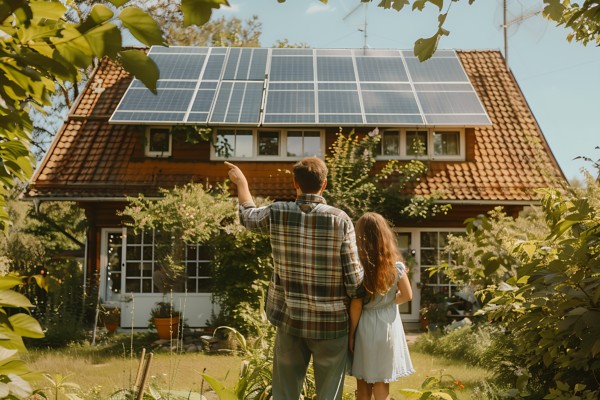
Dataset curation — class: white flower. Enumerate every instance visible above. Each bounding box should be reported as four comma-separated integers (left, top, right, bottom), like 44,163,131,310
368,127,379,137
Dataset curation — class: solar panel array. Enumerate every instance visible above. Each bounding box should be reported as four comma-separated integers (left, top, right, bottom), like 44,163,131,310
110,47,491,126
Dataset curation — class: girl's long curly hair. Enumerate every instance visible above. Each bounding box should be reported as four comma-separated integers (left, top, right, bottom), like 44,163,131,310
355,212,403,297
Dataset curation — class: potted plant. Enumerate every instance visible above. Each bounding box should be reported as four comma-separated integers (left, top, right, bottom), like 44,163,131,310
150,301,181,340
99,305,121,334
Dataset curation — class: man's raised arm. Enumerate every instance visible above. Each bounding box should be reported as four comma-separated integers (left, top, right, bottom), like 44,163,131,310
225,161,253,205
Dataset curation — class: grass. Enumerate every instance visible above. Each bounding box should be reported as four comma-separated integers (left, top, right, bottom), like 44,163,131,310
24,332,491,399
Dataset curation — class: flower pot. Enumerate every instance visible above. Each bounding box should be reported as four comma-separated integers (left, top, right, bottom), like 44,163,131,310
105,322,119,334
154,316,180,340
420,316,429,331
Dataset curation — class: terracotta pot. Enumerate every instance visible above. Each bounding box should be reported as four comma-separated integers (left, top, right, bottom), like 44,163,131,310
420,316,429,331
105,322,119,334
154,317,180,340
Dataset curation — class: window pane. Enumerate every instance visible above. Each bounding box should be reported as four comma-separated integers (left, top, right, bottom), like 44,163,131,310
433,131,459,156
142,246,153,260
406,131,427,156
421,249,437,265
125,279,141,292
142,262,153,277
382,131,399,156
141,279,153,293
149,129,170,152
186,245,198,260
126,246,141,260
108,273,121,293
303,132,321,157
126,262,141,277
421,232,437,248
127,231,143,245
187,278,198,292
235,130,253,158
287,131,302,157
258,131,280,156
196,278,212,293
216,130,235,157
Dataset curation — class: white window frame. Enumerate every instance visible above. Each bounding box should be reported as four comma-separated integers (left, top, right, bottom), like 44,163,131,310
211,128,326,161
145,127,172,158
113,227,212,295
376,128,465,161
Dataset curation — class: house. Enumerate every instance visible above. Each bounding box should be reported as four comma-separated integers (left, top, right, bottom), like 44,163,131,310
26,47,565,328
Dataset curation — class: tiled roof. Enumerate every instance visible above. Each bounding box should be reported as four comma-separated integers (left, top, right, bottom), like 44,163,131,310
28,50,564,202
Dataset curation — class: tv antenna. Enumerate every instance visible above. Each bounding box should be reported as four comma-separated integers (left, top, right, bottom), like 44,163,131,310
499,0,542,67
343,2,369,49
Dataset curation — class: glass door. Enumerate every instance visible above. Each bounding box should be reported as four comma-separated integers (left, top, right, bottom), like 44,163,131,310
100,229,124,303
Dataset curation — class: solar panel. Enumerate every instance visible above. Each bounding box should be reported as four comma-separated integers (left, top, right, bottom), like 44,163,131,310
110,47,491,127
355,57,408,82
405,57,469,82
316,56,355,81
269,56,314,81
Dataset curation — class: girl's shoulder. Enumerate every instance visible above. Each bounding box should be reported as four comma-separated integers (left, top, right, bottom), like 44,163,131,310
395,261,407,278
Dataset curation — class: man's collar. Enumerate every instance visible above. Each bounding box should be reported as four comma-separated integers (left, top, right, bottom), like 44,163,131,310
296,193,327,205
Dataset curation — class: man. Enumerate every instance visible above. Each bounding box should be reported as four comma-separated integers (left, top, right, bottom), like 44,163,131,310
225,157,364,399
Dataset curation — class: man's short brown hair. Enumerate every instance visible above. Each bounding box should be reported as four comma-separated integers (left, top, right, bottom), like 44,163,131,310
293,157,328,193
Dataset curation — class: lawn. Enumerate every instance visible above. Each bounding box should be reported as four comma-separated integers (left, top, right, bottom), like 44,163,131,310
25,333,491,399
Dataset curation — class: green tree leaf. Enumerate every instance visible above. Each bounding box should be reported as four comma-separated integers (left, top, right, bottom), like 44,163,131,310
29,0,66,21
543,0,566,22
378,0,409,11
414,32,440,62
0,276,23,291
0,290,33,308
181,0,230,27
118,7,165,46
108,0,131,7
51,25,95,68
118,50,159,94
8,314,44,339
82,23,122,58
78,4,114,33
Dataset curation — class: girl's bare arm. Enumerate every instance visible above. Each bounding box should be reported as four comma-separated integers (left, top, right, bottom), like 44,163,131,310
395,274,413,305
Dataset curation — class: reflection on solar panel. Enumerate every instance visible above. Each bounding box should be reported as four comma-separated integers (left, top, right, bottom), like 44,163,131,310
109,46,491,126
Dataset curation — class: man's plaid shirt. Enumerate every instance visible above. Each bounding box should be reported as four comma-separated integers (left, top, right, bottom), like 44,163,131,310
239,194,364,340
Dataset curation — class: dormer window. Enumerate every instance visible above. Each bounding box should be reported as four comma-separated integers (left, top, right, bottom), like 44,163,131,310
286,130,322,157
433,131,460,156
406,131,428,157
212,128,325,160
145,127,172,157
376,128,464,160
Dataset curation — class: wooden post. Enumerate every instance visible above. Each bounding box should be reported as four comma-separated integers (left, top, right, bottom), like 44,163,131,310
136,353,154,400
133,348,154,399
133,348,146,393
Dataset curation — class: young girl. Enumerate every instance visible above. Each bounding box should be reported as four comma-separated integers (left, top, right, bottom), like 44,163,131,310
349,212,415,400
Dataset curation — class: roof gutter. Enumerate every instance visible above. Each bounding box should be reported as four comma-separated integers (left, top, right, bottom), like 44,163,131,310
436,199,538,206
22,196,162,202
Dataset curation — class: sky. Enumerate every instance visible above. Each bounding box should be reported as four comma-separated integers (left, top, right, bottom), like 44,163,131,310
211,0,600,182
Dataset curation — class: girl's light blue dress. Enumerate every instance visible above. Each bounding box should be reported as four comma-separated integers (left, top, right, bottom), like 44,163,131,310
351,261,415,383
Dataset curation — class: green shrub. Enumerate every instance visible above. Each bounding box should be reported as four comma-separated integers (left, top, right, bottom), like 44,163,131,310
24,260,87,348
479,179,600,398
209,229,272,334
413,323,508,369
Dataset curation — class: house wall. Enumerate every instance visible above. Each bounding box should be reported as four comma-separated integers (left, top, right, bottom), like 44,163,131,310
78,125,527,327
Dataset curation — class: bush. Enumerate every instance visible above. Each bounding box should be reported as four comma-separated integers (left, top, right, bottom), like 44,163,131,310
479,179,600,398
413,323,507,369
24,260,88,348
209,229,272,334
